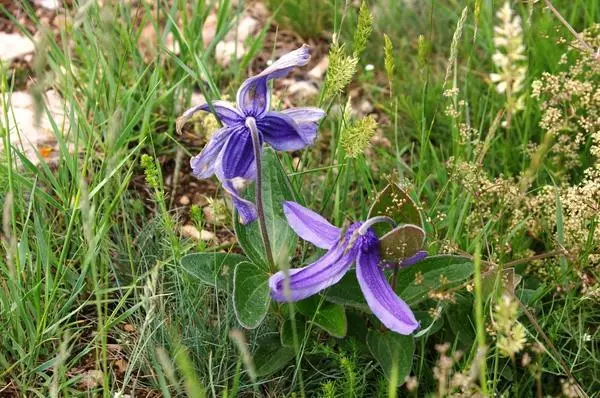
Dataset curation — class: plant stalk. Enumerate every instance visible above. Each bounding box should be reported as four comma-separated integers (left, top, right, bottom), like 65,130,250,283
246,117,276,272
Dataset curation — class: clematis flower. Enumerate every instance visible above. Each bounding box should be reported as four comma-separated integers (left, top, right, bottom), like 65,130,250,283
181,45,326,224
269,201,427,335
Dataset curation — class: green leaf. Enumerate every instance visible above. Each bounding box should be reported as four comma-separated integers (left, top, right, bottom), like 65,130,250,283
296,296,347,338
180,252,247,291
367,330,415,382
234,149,298,270
254,334,296,377
395,255,473,306
233,261,271,329
325,272,369,312
445,294,476,348
379,224,425,263
368,183,423,235
481,267,522,298
413,310,444,337
280,317,307,347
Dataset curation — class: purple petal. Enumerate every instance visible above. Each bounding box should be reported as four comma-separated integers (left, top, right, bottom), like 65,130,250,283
236,45,311,117
269,242,356,302
400,250,428,268
190,126,233,179
217,130,256,180
180,100,244,126
280,107,326,146
257,111,313,151
221,179,257,224
356,248,419,335
283,201,340,249
281,107,326,124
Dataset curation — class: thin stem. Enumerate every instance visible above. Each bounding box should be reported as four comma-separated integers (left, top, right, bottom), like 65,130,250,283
542,0,596,56
246,117,276,272
511,291,587,397
473,242,489,396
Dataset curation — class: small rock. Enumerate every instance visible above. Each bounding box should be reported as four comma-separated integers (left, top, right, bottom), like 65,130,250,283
292,157,302,169
200,229,216,241
181,225,200,240
179,195,190,205
181,225,216,241
79,369,103,389
359,99,374,114
287,81,319,99
308,56,329,80
229,16,258,42
33,0,61,9
0,90,69,165
215,41,246,67
202,13,218,47
0,33,35,62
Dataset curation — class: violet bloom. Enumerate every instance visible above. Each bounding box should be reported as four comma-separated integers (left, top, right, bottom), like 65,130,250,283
269,202,426,335
182,45,325,224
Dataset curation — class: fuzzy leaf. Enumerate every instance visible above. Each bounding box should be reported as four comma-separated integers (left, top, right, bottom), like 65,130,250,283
233,261,271,329
325,272,369,312
254,334,296,377
280,317,307,347
296,296,347,338
394,255,473,306
367,330,415,382
368,183,422,235
181,252,247,291
379,224,425,263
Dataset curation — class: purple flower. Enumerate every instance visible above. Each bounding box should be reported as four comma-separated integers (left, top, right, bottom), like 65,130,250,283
269,201,426,335
182,45,326,224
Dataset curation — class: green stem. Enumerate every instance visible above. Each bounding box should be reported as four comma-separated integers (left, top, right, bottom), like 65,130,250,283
473,242,489,395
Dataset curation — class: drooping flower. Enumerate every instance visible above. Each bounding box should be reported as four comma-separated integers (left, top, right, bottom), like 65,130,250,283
180,45,326,224
269,201,427,335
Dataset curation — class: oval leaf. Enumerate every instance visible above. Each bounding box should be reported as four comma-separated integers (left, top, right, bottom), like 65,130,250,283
296,296,347,338
234,149,299,270
325,272,370,312
254,334,296,377
368,183,423,235
367,330,415,382
233,261,271,329
379,224,425,263
280,317,307,347
394,255,474,306
181,252,247,291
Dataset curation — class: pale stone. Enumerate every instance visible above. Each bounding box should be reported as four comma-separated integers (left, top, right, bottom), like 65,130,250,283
359,99,374,114
181,225,216,241
181,225,200,240
0,33,35,62
308,56,329,80
33,0,60,10
0,90,70,165
287,81,319,99
216,41,246,67
229,16,258,42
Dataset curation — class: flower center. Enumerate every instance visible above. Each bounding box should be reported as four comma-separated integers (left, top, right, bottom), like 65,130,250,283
345,222,379,253
244,116,257,130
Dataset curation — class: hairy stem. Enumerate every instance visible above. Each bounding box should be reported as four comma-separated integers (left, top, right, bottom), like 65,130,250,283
246,117,276,272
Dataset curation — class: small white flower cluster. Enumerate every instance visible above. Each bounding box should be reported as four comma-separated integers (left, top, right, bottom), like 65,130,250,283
490,2,527,119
